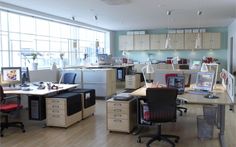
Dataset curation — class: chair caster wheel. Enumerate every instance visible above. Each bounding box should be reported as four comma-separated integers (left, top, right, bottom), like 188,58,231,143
175,139,179,143
22,130,26,133
137,137,141,143
184,110,187,113
0,134,3,137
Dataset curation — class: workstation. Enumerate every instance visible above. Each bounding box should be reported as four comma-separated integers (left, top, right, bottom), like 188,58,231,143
0,0,236,147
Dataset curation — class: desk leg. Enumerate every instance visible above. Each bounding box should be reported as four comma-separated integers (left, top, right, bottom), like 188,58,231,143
218,104,226,147
132,96,144,135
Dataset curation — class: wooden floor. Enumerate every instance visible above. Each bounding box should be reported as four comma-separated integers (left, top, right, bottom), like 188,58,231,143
1,100,236,147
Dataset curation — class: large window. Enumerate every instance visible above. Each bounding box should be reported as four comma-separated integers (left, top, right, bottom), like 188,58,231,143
0,10,108,69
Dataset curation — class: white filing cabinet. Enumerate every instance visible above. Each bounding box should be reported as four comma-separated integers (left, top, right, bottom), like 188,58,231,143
83,69,116,97
106,98,136,133
125,74,141,89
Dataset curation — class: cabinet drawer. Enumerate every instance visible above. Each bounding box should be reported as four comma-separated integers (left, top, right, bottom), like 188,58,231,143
46,103,65,110
46,114,66,126
46,108,66,115
107,118,129,132
107,113,128,119
107,103,129,114
46,99,65,105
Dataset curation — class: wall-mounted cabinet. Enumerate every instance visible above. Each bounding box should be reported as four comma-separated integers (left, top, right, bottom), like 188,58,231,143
169,33,184,49
185,33,202,49
134,34,149,50
119,35,134,51
118,32,221,51
150,34,166,50
202,32,221,49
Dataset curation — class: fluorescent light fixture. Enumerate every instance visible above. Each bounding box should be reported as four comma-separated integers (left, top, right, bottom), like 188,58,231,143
171,56,180,70
142,63,154,87
165,34,171,49
200,63,208,72
195,32,201,49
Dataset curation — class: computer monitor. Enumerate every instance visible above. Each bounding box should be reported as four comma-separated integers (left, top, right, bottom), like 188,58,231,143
195,72,215,91
1,67,22,86
21,67,30,87
166,75,185,94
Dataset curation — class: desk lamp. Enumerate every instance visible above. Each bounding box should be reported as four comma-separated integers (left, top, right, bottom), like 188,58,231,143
171,56,180,70
200,63,208,72
142,63,154,88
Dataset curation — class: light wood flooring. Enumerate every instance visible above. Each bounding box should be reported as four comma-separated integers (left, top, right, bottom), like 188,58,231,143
1,100,236,147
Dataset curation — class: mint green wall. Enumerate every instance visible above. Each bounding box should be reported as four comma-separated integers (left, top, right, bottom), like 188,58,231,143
114,27,228,70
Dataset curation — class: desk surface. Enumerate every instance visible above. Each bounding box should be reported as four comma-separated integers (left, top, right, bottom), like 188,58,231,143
130,85,233,105
3,84,78,95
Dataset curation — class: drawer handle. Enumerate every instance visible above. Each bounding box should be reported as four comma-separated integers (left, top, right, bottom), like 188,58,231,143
113,119,122,122
114,114,122,117
113,109,122,112
52,110,59,113
52,105,59,108
52,115,60,118
113,103,122,106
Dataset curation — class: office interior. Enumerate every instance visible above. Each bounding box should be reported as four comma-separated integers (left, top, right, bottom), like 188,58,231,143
0,0,236,147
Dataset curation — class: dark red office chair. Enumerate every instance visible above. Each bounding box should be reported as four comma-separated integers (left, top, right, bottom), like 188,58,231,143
0,85,25,137
137,88,180,147
165,74,188,116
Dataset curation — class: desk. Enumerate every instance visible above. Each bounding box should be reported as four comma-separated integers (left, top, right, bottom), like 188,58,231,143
3,84,78,120
130,85,233,147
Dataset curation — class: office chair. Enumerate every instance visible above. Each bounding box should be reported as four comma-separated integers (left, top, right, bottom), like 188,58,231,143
137,88,180,147
63,73,76,84
0,85,25,137
165,74,188,116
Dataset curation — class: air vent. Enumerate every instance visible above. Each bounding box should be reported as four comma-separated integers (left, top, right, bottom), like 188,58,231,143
100,0,131,5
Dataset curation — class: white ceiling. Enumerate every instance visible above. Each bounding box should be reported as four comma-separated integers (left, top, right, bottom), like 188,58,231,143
0,0,236,31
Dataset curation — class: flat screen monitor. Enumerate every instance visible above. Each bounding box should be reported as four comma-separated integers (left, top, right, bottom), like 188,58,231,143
166,75,185,94
1,67,22,85
195,72,215,91
21,67,30,86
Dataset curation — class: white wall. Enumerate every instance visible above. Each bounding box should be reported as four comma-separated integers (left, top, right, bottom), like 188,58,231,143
228,19,236,73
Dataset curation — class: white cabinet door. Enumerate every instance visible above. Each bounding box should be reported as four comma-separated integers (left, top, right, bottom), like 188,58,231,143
185,33,202,49
150,34,166,50
119,35,134,51
203,32,221,49
169,33,184,49
134,34,150,50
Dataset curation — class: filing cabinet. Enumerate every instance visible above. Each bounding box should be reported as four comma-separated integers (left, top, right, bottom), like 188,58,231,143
46,93,82,127
106,97,136,133
125,74,141,89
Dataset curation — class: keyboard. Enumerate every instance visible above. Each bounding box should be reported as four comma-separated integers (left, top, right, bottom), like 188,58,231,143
186,89,210,95
3,87,22,91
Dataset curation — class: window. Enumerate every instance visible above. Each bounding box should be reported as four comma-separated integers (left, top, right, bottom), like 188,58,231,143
0,10,108,69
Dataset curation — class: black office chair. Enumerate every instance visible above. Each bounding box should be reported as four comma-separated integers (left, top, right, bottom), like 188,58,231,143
137,87,180,147
0,85,25,137
63,73,76,84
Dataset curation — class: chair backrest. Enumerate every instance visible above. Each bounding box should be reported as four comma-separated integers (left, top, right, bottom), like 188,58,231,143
63,73,76,84
146,88,178,123
0,85,5,103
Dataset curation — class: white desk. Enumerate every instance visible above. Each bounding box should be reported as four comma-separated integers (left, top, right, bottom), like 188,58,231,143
131,85,233,147
3,84,78,120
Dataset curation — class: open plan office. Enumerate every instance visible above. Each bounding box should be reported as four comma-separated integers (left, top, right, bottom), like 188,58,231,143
0,0,236,147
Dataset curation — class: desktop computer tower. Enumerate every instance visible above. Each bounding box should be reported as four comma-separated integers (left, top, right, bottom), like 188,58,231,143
28,96,46,120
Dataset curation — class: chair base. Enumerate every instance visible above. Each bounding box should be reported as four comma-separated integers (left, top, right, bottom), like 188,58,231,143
177,106,187,116
137,125,179,147
0,116,25,137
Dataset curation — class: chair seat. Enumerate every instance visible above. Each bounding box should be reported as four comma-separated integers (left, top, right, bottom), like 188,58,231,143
0,103,23,112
